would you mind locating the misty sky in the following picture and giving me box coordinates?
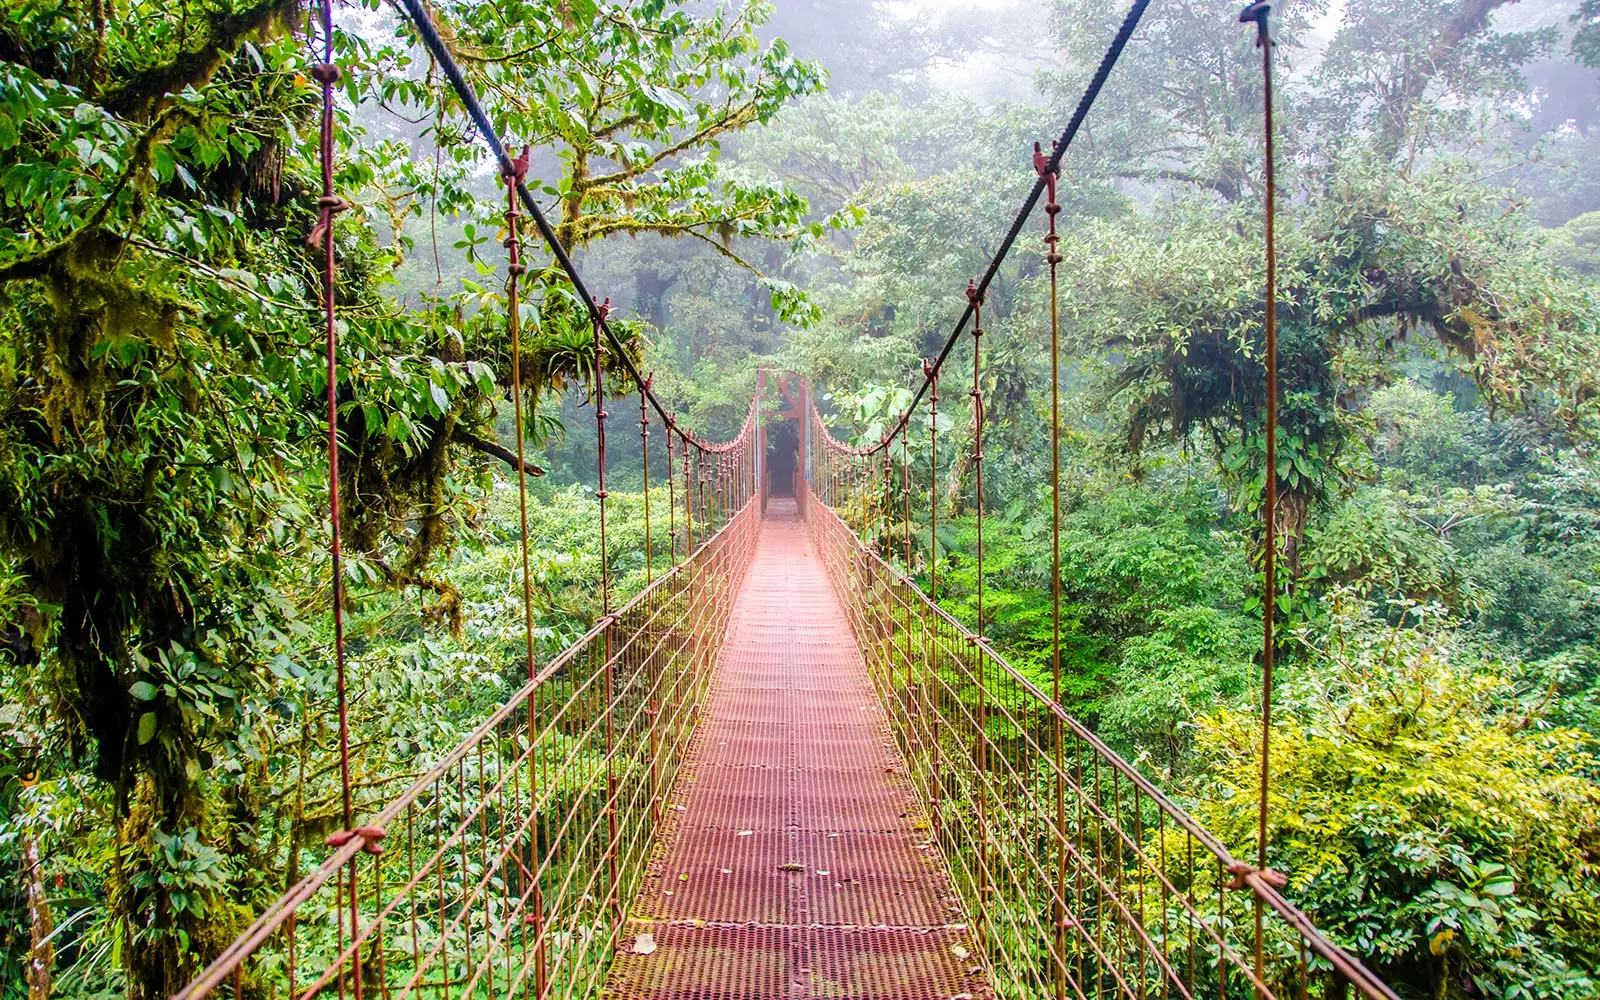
[892,0,1350,102]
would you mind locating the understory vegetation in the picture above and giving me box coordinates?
[2,1,1598,999]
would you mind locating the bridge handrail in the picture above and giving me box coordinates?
[837,501,1393,997]
[176,420,761,999]
[804,397,1397,1000]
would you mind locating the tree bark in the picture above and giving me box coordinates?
[634,267,672,332]
[97,0,300,118]
[1276,484,1310,588]
[23,828,54,1000]
[1372,0,1521,163]
[453,427,545,476]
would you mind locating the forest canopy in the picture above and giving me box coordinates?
[2,1,1598,999]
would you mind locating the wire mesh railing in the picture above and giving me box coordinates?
[174,412,759,1000]
[171,0,775,990]
[802,403,1396,1000]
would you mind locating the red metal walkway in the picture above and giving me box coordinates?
[607,501,984,999]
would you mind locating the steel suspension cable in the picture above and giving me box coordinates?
[393,0,716,454]
[870,0,1151,447]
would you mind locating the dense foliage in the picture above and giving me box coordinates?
[779,2,1600,996]
[2,1,1597,999]
[0,0,815,996]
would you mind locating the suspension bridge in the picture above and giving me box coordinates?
[173,1,1402,998]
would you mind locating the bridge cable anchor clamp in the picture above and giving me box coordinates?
[1225,860,1288,890]
[1239,1,1273,47]
[325,825,387,855]
[1032,140,1059,182]
[501,143,531,185]
[307,195,353,250]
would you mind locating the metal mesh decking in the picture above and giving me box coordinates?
[606,500,986,999]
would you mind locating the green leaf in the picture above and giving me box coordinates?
[1482,877,1516,897]
[130,681,158,701]
[137,712,158,745]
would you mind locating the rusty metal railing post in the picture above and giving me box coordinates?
[590,297,621,937]
[899,415,914,730]
[641,386,661,827]
[877,436,891,671]
[641,383,653,587]
[665,424,679,566]
[966,278,991,961]
[925,362,942,845]
[1035,135,1070,1000]
[307,2,374,992]
[1241,5,1282,996]
[498,141,550,1000]
[682,432,694,554]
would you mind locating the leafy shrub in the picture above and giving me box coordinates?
[1188,595,1600,999]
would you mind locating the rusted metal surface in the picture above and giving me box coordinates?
[607,501,986,1000]
[803,407,1399,1000]
[173,409,760,1000]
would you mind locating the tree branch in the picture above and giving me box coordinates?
[452,428,545,476]
[98,0,300,118]
[683,228,768,275]
[1372,0,1519,161]
[1115,167,1240,200]
[585,102,759,188]
[0,104,196,284]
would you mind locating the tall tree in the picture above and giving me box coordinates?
[0,0,824,993]
[1049,0,1599,581]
